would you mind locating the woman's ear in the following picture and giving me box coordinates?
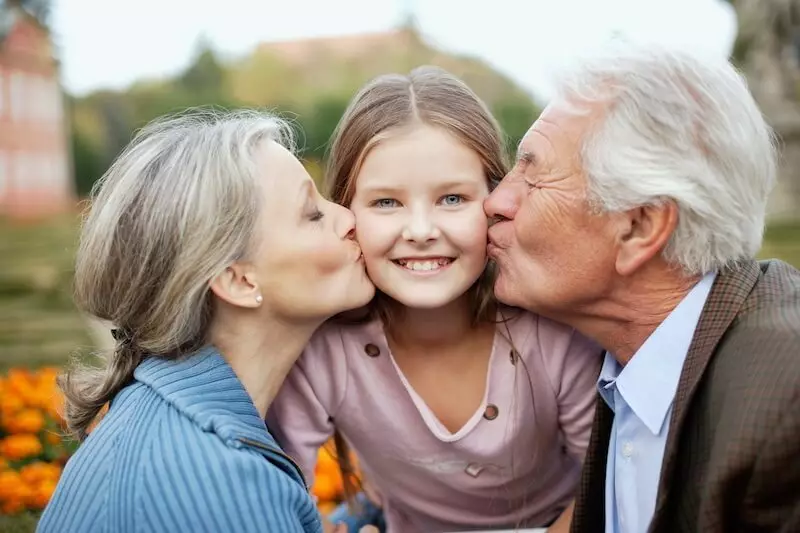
[209,263,263,308]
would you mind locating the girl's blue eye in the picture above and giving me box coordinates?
[374,198,399,208]
[441,194,463,206]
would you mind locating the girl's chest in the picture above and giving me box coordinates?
[335,335,561,474]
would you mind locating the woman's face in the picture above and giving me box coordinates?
[253,140,374,322]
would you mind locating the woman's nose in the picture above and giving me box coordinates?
[334,203,357,239]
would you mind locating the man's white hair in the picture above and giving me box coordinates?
[554,44,779,275]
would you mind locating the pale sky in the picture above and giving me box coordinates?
[50,0,737,103]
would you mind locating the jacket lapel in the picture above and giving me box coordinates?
[573,393,614,532]
[649,260,761,527]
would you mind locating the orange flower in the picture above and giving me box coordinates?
[20,462,62,485]
[47,399,65,424]
[45,432,63,446]
[29,478,57,509]
[1,391,24,419]
[37,367,59,387]
[312,474,341,502]
[312,448,345,503]
[6,370,38,404]
[0,470,24,500]
[1,498,26,515]
[0,457,8,470]
[0,471,33,514]
[0,434,43,461]
[4,408,46,434]
[317,500,338,515]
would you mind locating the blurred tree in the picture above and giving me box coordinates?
[298,97,350,160]
[68,26,542,194]
[3,0,51,27]
[227,48,302,106]
[179,36,226,95]
[70,128,103,196]
[492,99,540,156]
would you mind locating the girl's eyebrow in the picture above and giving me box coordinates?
[359,180,480,196]
[356,184,403,196]
[432,180,481,191]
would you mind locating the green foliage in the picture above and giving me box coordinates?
[296,97,350,160]
[70,128,103,196]
[0,512,39,533]
[178,37,226,95]
[492,99,540,156]
[68,31,542,194]
[0,215,94,373]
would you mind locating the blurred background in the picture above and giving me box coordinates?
[0,0,799,528]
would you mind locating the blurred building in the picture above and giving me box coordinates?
[0,2,73,219]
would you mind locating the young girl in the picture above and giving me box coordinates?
[268,66,602,533]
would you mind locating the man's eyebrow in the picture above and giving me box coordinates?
[515,148,536,165]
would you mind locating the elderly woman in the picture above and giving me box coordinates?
[37,110,375,533]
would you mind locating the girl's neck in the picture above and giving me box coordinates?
[384,293,487,351]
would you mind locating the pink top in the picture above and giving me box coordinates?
[268,309,602,532]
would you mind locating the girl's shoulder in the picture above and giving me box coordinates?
[497,305,600,368]
[305,317,384,362]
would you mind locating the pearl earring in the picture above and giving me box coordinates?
[255,295,263,304]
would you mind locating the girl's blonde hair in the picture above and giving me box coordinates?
[60,109,293,441]
[323,65,510,506]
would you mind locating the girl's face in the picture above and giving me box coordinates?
[350,124,490,309]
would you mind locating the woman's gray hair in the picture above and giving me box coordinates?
[61,108,293,440]
[554,44,778,275]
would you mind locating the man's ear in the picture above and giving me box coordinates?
[209,262,262,308]
[615,201,678,276]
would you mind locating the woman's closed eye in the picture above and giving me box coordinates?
[308,208,325,222]
[370,198,401,209]
[438,194,465,206]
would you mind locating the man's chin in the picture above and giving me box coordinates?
[492,275,519,307]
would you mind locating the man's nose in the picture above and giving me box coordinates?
[484,178,520,222]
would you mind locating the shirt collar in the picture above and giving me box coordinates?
[133,346,279,448]
[597,271,717,434]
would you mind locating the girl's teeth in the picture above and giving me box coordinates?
[408,261,438,271]
[399,259,451,271]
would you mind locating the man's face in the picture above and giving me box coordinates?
[484,103,619,320]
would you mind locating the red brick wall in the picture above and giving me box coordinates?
[0,14,73,219]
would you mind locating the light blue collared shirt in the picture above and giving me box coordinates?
[599,272,716,533]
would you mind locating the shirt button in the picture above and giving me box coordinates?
[465,463,485,477]
[622,442,634,458]
[483,404,499,421]
[364,343,380,357]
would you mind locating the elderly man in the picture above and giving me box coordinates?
[484,45,800,533]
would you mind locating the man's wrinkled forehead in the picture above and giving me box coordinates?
[525,98,603,147]
[516,104,562,161]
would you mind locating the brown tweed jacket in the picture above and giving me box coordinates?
[571,259,800,533]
